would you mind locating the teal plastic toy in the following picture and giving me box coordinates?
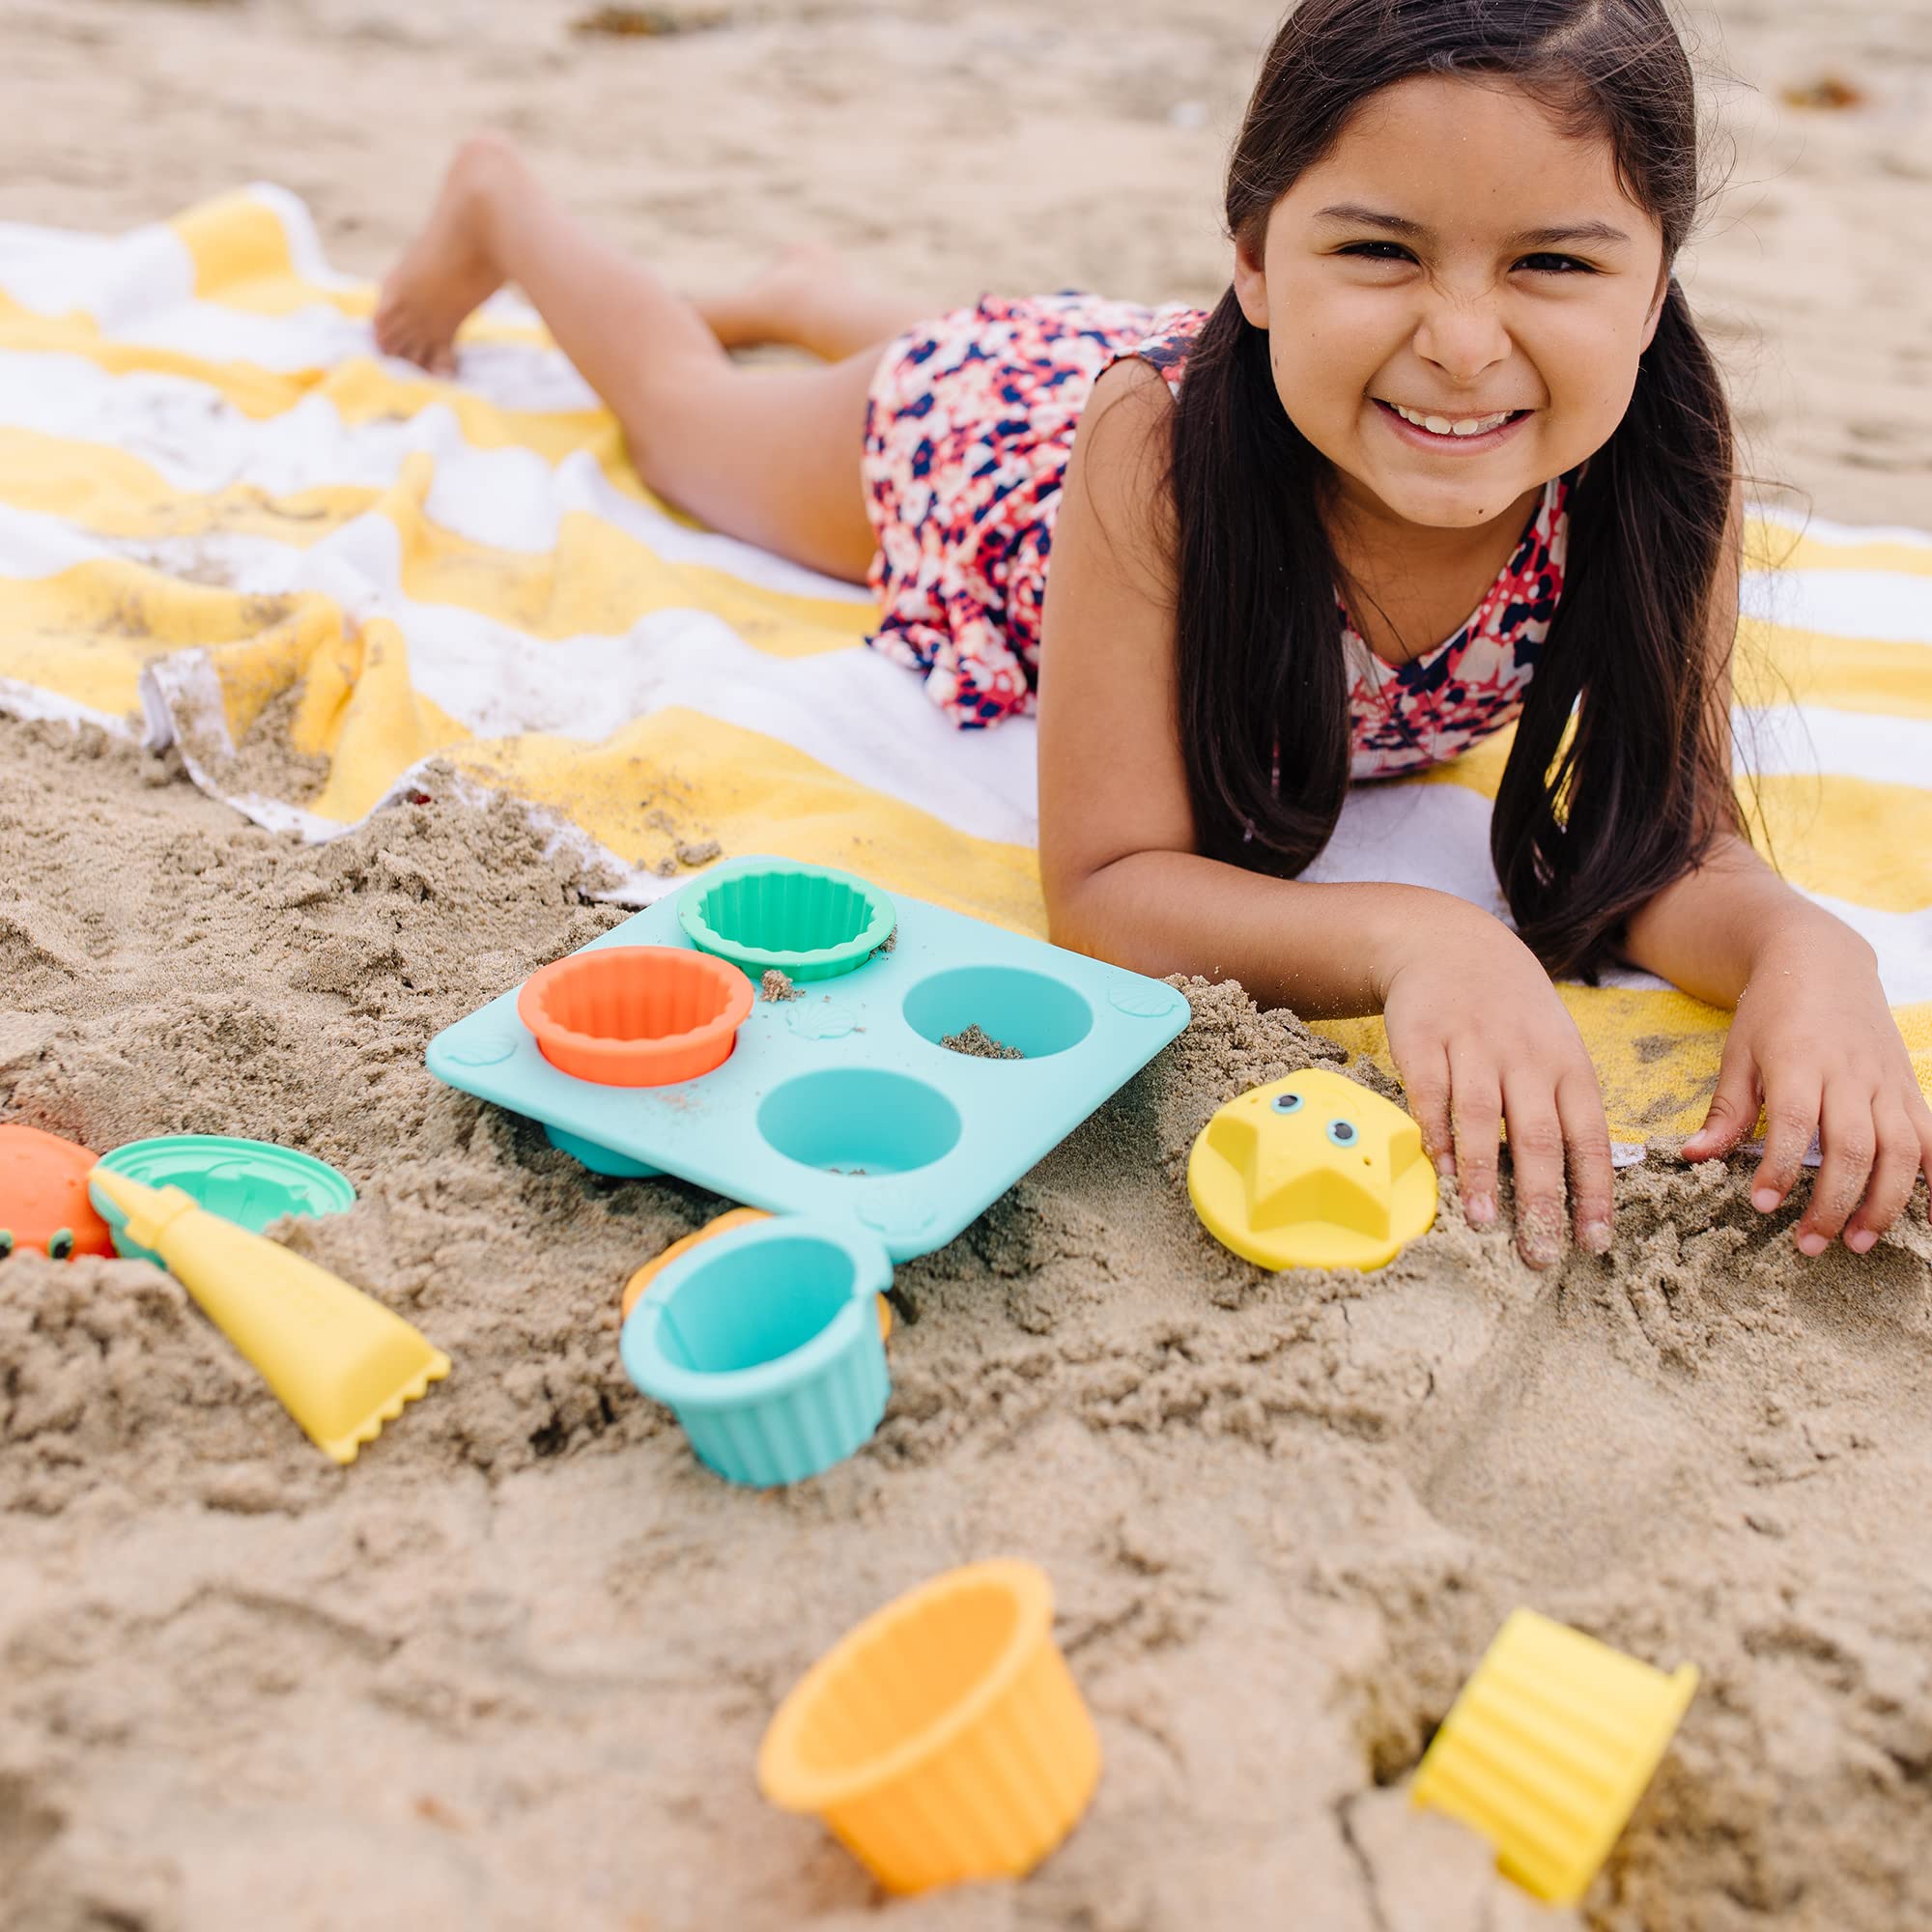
[426,859,1192,1261]
[619,1215,892,1487]
[89,1136,356,1269]
[679,857,895,985]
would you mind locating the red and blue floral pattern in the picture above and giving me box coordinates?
[861,291,1570,780]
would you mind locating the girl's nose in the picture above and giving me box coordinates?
[1412,298,1512,384]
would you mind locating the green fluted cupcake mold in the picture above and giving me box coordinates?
[677,859,895,984]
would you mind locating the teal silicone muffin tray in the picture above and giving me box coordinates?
[425,861,1192,1261]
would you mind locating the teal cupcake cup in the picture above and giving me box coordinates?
[620,1215,892,1488]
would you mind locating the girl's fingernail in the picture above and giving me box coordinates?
[1752,1187,1781,1213]
[1797,1231,1829,1258]
[1583,1221,1612,1254]
[1466,1194,1495,1226]
[1846,1227,1878,1254]
[1436,1154,1457,1178]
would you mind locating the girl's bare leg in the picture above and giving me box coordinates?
[373,134,923,583]
[693,241,932,362]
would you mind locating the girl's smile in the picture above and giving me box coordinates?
[1371,397,1534,452]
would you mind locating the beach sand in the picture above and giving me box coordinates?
[3,3,1931,1928]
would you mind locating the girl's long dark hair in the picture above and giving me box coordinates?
[1170,0,1738,977]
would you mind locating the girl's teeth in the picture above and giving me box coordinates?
[1390,403,1515,437]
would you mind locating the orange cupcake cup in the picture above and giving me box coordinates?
[517,946,753,1088]
[758,1559,1101,1892]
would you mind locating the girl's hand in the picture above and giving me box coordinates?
[1378,907,1614,1267]
[1680,925,1932,1253]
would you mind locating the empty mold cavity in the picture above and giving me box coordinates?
[758,1068,962,1176]
[902,966,1094,1061]
[656,1234,859,1376]
[683,863,894,979]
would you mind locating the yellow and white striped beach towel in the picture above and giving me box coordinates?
[2,185,1927,1151]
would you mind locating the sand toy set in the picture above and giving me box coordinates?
[425,857,1193,1262]
[1,855,1696,1906]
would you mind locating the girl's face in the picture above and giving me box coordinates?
[1235,75,1669,532]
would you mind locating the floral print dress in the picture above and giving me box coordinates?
[860,291,1570,780]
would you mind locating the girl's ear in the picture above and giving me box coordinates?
[1639,266,1671,355]
[1233,223,1270,330]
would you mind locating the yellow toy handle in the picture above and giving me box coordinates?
[89,1167,449,1464]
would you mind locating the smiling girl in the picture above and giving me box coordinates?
[376,0,1931,1266]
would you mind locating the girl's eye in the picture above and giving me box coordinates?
[1517,252,1593,274]
[1340,242,1415,264]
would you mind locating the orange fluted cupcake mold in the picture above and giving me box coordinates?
[517,946,753,1087]
[758,1559,1100,1893]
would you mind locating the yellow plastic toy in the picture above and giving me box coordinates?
[89,1167,450,1465]
[757,1558,1101,1893]
[621,1205,893,1339]
[1411,1608,1699,1906]
[1187,1066,1436,1270]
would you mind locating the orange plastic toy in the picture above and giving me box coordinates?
[518,946,753,1087]
[0,1124,115,1261]
[759,1559,1101,1892]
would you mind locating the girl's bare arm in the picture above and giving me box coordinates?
[1037,359,1616,1260]
[1037,357,1477,1019]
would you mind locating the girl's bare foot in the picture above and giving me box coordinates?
[374,132,521,376]
[691,240,849,354]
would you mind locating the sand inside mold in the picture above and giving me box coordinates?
[4,718,1931,1931]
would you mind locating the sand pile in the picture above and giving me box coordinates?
[5,717,1930,1931]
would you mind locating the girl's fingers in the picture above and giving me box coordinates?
[1557,1068,1615,1254]
[1448,1053,1503,1230]
[1750,1073,1824,1216]
[1794,1085,1876,1255]
[1500,1071,1568,1267]
[1400,1048,1456,1179]
[1681,1032,1761,1163]
[1842,1105,1922,1253]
